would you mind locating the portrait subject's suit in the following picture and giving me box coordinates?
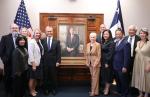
[0,33,15,94]
[113,38,131,97]
[42,37,61,92]
[66,34,79,56]
[86,42,101,95]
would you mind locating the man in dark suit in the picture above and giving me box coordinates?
[96,24,106,44]
[66,27,79,57]
[42,26,61,96]
[113,28,131,97]
[124,25,140,82]
[0,23,19,97]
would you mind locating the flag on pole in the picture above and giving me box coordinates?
[14,0,32,36]
[110,0,124,37]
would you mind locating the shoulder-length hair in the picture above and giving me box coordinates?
[102,29,113,43]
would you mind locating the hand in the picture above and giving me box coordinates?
[56,62,60,67]
[15,72,21,76]
[122,67,127,73]
[86,64,89,67]
[70,48,74,52]
[67,47,71,52]
[105,64,109,68]
[145,65,150,72]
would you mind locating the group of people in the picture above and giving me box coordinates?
[0,23,61,97]
[0,23,150,97]
[86,24,150,97]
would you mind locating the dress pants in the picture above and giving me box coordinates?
[89,67,100,94]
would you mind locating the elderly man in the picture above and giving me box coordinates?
[0,23,19,97]
[124,25,140,83]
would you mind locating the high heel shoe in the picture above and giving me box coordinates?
[89,92,95,96]
[30,92,37,97]
[104,89,109,96]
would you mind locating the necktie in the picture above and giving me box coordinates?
[116,41,119,48]
[48,37,51,50]
[13,34,18,48]
[129,37,132,44]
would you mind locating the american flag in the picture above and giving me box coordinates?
[110,0,124,37]
[14,0,31,29]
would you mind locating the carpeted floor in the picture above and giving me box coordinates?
[0,80,139,97]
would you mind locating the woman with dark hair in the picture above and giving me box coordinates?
[12,35,28,97]
[101,29,115,95]
[131,28,150,97]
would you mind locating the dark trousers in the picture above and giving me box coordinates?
[3,68,12,95]
[12,71,27,97]
[43,65,57,92]
[114,70,129,97]
[129,57,134,84]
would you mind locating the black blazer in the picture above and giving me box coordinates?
[124,35,140,58]
[101,40,115,67]
[0,34,15,72]
[42,38,61,66]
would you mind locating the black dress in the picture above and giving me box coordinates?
[28,41,43,79]
[101,40,115,83]
[12,47,28,97]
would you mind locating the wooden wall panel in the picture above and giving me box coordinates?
[40,13,103,83]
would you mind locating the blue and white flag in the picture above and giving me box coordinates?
[110,0,124,37]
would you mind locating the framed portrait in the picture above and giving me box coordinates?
[58,24,86,59]
[40,13,104,65]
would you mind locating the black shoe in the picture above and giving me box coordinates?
[51,90,56,96]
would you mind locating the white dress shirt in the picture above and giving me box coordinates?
[127,36,135,57]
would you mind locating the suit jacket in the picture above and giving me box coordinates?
[96,32,102,43]
[113,38,131,71]
[28,39,44,66]
[101,40,115,67]
[0,34,15,74]
[86,42,101,68]
[124,35,140,59]
[66,34,79,56]
[42,38,61,67]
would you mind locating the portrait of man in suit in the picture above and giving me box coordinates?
[59,25,85,57]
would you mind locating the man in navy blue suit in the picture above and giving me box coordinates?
[113,28,131,97]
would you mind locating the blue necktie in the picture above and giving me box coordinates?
[48,37,51,50]
[129,37,132,44]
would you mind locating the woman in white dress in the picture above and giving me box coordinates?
[131,28,150,97]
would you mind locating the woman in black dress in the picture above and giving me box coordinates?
[101,29,115,95]
[12,35,28,97]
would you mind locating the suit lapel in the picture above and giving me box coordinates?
[90,43,96,54]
